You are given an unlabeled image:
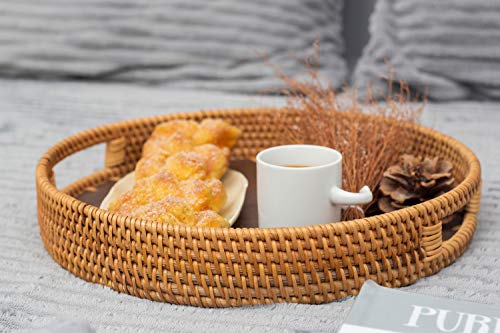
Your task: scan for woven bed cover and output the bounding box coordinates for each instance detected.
[1,79,499,332]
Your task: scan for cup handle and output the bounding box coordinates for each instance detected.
[330,185,373,206]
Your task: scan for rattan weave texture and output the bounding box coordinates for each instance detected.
[36,108,481,307]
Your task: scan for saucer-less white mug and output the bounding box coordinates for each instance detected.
[256,145,373,228]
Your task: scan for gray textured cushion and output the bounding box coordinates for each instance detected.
[0,0,346,93]
[353,0,500,100]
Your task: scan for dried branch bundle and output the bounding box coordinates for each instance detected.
[271,46,425,220]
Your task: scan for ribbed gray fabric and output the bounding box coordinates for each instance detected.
[1,79,500,332]
[0,0,346,93]
[353,0,500,100]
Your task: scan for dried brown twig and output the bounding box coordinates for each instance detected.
[270,44,425,220]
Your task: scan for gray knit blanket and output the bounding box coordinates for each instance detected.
[1,79,499,332]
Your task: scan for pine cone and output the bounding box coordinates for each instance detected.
[378,154,456,222]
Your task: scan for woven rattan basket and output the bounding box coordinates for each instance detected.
[36,108,481,307]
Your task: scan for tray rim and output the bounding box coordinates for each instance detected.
[36,107,481,234]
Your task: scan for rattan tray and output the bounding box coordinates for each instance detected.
[36,108,481,307]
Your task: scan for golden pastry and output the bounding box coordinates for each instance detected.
[110,172,226,214]
[150,196,197,226]
[134,172,181,201]
[108,191,137,217]
[153,120,199,138]
[205,178,227,212]
[110,118,240,228]
[137,144,230,180]
[179,178,227,212]
[163,151,208,180]
[195,210,230,228]
[109,172,181,212]
[192,119,241,148]
[142,132,193,159]
[135,154,167,180]
[127,197,196,226]
[129,202,182,225]
[110,192,196,226]
[193,144,230,179]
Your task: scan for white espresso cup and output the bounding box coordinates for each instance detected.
[256,145,373,228]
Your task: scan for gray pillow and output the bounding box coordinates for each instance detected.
[353,0,500,100]
[0,0,346,94]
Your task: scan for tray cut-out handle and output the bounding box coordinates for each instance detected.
[105,137,127,168]
[420,187,481,266]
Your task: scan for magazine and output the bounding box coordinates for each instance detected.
[338,280,500,333]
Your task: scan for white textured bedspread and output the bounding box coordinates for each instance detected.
[1,79,499,332]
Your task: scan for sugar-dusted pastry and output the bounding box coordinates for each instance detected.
[179,178,227,212]
[130,197,197,226]
[163,151,208,180]
[109,118,240,228]
[142,132,193,159]
[135,154,167,180]
[109,172,181,213]
[134,171,182,202]
[193,144,230,179]
[108,191,137,217]
[205,178,227,212]
[153,120,199,139]
[139,144,230,181]
[195,210,229,228]
[110,171,227,214]
[192,119,241,148]
[149,196,197,226]
[111,194,196,226]
[129,202,182,225]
